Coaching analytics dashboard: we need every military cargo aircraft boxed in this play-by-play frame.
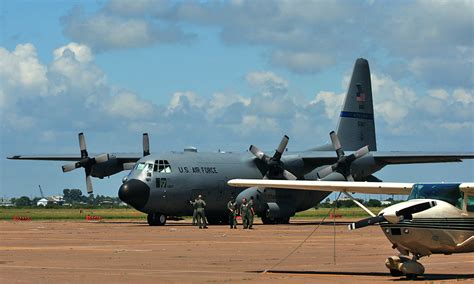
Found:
[228,179,474,278]
[8,58,474,226]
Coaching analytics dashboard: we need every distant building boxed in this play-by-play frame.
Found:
[37,196,64,206]
[0,198,13,207]
[381,200,393,206]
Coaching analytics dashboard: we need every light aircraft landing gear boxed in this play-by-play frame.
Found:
[385,255,425,279]
[147,212,166,226]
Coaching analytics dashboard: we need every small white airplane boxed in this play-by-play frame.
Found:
[228,179,474,278]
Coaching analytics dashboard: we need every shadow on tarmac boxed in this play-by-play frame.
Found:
[255,270,474,281]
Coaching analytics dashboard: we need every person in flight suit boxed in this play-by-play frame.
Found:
[195,194,208,229]
[227,197,238,229]
[240,198,250,229]
[189,198,198,226]
[248,196,255,229]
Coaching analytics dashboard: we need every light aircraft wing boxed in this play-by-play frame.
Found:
[228,179,414,195]
[7,153,142,163]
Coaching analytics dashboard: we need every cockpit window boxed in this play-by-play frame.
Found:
[135,163,146,171]
[154,160,172,173]
[408,183,463,209]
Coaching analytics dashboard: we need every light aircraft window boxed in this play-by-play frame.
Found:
[155,160,172,173]
[409,184,462,209]
[462,194,474,212]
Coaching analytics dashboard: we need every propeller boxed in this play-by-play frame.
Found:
[249,135,297,180]
[348,201,437,230]
[61,133,109,194]
[317,131,369,181]
[143,133,150,156]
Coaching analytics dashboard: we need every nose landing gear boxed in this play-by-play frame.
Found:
[385,255,425,279]
[147,213,167,226]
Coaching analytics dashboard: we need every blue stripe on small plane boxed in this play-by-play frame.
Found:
[340,111,374,120]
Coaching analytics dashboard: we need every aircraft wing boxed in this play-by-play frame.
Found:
[370,152,474,164]
[7,153,142,163]
[228,179,414,195]
[299,151,474,167]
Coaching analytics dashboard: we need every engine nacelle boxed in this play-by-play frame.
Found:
[90,157,124,178]
[236,187,266,214]
[350,154,384,180]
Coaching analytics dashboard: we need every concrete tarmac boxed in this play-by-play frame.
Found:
[1,219,473,283]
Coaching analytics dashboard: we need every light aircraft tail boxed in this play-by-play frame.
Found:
[335,58,377,151]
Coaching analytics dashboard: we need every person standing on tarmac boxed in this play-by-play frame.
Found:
[240,198,250,229]
[227,197,238,229]
[248,196,255,229]
[195,195,208,229]
[189,198,198,226]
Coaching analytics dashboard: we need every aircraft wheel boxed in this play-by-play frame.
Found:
[147,213,166,226]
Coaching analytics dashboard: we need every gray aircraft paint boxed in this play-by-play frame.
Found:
[336,58,376,151]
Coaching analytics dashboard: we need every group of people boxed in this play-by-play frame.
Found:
[189,195,255,229]
[227,197,255,229]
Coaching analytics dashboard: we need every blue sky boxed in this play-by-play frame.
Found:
[1,0,473,198]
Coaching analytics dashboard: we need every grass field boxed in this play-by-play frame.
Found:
[0,207,382,220]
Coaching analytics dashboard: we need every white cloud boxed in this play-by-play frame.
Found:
[245,71,288,95]
[453,88,473,105]
[107,90,154,119]
[0,43,48,102]
[0,43,155,132]
[309,91,344,119]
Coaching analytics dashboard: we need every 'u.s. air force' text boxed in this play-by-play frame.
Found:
[177,167,218,174]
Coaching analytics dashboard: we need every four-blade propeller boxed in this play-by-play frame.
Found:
[61,133,109,194]
[62,132,151,194]
[348,201,437,230]
[317,131,369,181]
[249,135,297,180]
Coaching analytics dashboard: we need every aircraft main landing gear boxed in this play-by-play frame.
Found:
[385,255,425,279]
[147,212,167,226]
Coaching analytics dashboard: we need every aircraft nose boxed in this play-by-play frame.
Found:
[118,179,150,210]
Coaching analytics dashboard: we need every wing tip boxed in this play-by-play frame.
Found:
[7,155,21,159]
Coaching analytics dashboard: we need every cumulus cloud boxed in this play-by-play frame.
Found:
[0,43,48,103]
[0,43,156,133]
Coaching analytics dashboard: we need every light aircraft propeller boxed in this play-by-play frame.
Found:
[348,200,437,230]
[249,135,297,180]
[317,131,369,181]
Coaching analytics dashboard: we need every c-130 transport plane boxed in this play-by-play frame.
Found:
[8,58,474,226]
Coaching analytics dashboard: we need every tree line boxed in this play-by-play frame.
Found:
[8,189,123,208]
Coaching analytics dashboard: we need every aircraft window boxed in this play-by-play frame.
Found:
[155,160,172,173]
[462,194,474,212]
[135,163,146,171]
[408,184,462,209]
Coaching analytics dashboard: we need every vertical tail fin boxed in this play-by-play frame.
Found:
[335,58,377,151]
